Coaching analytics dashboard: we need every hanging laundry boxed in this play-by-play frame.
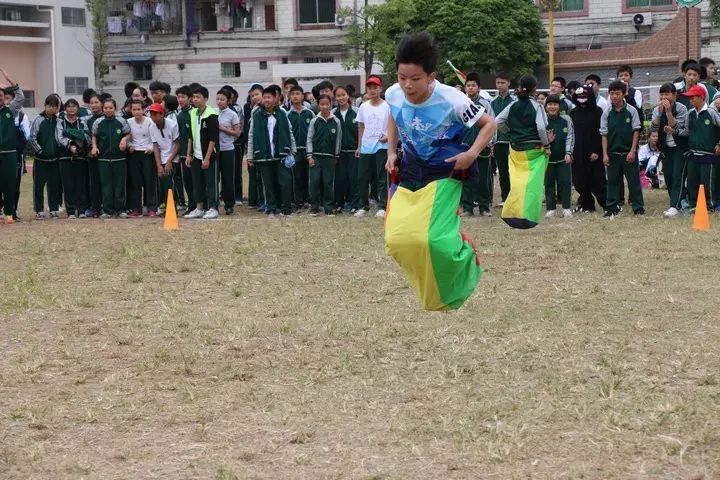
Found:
[107,16,122,33]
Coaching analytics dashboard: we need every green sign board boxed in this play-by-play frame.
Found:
[677,0,701,7]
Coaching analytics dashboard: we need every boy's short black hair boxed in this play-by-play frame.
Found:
[608,80,627,94]
[616,65,633,77]
[700,57,715,67]
[124,81,139,99]
[465,72,481,85]
[395,31,440,74]
[44,95,61,108]
[149,81,171,93]
[684,62,702,75]
[289,85,304,94]
[99,92,113,102]
[566,80,582,94]
[585,74,601,84]
[552,76,566,87]
[266,84,282,96]
[249,83,264,93]
[162,94,179,112]
[681,59,698,72]
[316,80,334,92]
[82,88,97,103]
[495,71,511,82]
[659,82,677,94]
[188,82,202,93]
[545,94,561,105]
[262,86,279,96]
[175,85,192,97]
[317,94,333,105]
[283,78,299,87]
[192,85,209,99]
[345,84,356,97]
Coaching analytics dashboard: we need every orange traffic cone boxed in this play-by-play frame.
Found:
[693,184,710,232]
[164,189,179,231]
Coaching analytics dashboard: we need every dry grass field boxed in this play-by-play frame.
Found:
[1,177,719,479]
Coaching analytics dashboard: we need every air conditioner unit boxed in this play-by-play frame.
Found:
[335,14,350,27]
[632,13,652,30]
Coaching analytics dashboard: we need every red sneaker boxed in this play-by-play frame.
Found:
[127,210,142,218]
[147,210,157,217]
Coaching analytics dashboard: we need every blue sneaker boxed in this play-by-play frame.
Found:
[258,203,267,213]
[84,209,94,218]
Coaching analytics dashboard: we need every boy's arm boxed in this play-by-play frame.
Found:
[601,136,609,165]
[286,112,297,154]
[306,117,316,159]
[446,113,496,171]
[675,104,688,136]
[245,115,254,161]
[650,106,661,131]
[168,139,180,166]
[535,103,550,146]
[629,130,640,163]
[494,102,513,134]
[153,143,163,174]
[28,116,43,154]
[385,114,398,173]
[335,118,342,157]
[563,115,575,157]
[357,123,365,157]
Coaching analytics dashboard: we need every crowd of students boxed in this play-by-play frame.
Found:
[1,55,720,225]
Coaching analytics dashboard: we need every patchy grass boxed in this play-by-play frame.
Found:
[1,180,719,479]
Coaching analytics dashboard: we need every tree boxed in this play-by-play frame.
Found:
[408,0,546,80]
[340,0,416,78]
[86,0,110,89]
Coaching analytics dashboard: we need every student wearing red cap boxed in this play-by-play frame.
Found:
[683,84,720,211]
[355,75,390,218]
[148,103,180,215]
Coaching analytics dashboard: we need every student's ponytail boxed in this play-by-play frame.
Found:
[515,75,538,99]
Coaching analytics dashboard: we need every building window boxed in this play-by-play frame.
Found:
[22,90,35,108]
[65,77,88,95]
[298,0,336,24]
[626,0,672,6]
[61,7,86,27]
[282,57,288,64]
[259,61,268,70]
[221,62,242,78]
[133,64,153,81]
[305,56,335,63]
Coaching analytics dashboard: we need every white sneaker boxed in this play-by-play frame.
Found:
[354,209,367,217]
[184,208,205,219]
[375,209,386,218]
[545,210,556,218]
[663,207,679,218]
[202,208,219,219]
[562,209,573,218]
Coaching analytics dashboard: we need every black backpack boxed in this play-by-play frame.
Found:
[626,87,645,125]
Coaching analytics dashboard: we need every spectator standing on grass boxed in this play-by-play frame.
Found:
[569,84,606,213]
[29,95,61,219]
[333,85,358,213]
[549,76,574,113]
[600,80,644,217]
[287,85,314,210]
[56,99,91,219]
[355,75,390,218]
[175,85,195,214]
[585,74,609,112]
[148,103,179,216]
[83,93,105,217]
[491,72,515,207]
[216,89,241,216]
[307,94,342,216]
[244,84,265,210]
[650,83,688,218]
[543,94,574,219]
[91,98,131,219]
[127,99,158,217]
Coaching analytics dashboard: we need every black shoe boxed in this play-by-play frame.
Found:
[634,208,645,215]
[225,207,234,215]
[603,209,618,218]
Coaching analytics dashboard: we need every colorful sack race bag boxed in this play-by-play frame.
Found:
[501,147,549,229]
[384,141,483,311]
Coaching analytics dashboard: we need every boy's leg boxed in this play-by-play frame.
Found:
[334,152,349,209]
[159,172,173,207]
[662,147,676,206]
[461,159,479,214]
[88,160,102,214]
[347,151,359,211]
[477,156,492,213]
[126,151,143,211]
[624,157,644,211]
[375,149,388,210]
[495,143,511,202]
[247,162,259,207]
[294,148,308,206]
[558,162,572,210]
[181,159,196,210]
[234,144,244,203]
[276,160,293,214]
[219,150,235,210]
[172,161,185,206]
[357,154,371,210]
[257,161,278,213]
[713,162,720,208]
[701,163,715,210]
[98,161,114,214]
[204,157,219,211]
[190,158,207,208]
[113,160,127,214]
[142,153,158,212]
[605,154,621,212]
[308,160,322,211]
[33,160,47,213]
[321,156,336,214]
[590,158,608,210]
[671,152,688,209]
[544,162,557,211]
[686,160,699,208]
[369,153,378,201]
[59,158,77,216]
[74,160,90,214]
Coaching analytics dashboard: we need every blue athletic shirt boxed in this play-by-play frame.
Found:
[385,80,485,163]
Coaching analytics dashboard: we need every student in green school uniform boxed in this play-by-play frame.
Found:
[0,67,24,224]
[333,85,358,213]
[216,89,241,215]
[651,83,688,218]
[29,95,61,219]
[245,84,266,210]
[79,88,96,118]
[148,103,180,214]
[162,94,186,209]
[184,85,220,220]
[127,99,158,217]
[461,72,494,217]
[355,75,390,218]
[286,85,315,209]
[543,94,575,218]
[307,94,342,216]
[149,81,171,105]
[491,72,516,207]
[682,85,720,212]
[549,76,574,114]
[246,85,294,218]
[56,99,91,218]
[175,85,195,213]
[600,80,644,217]
[83,93,104,217]
[91,98,131,218]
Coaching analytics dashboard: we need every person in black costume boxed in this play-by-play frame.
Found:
[569,85,606,213]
